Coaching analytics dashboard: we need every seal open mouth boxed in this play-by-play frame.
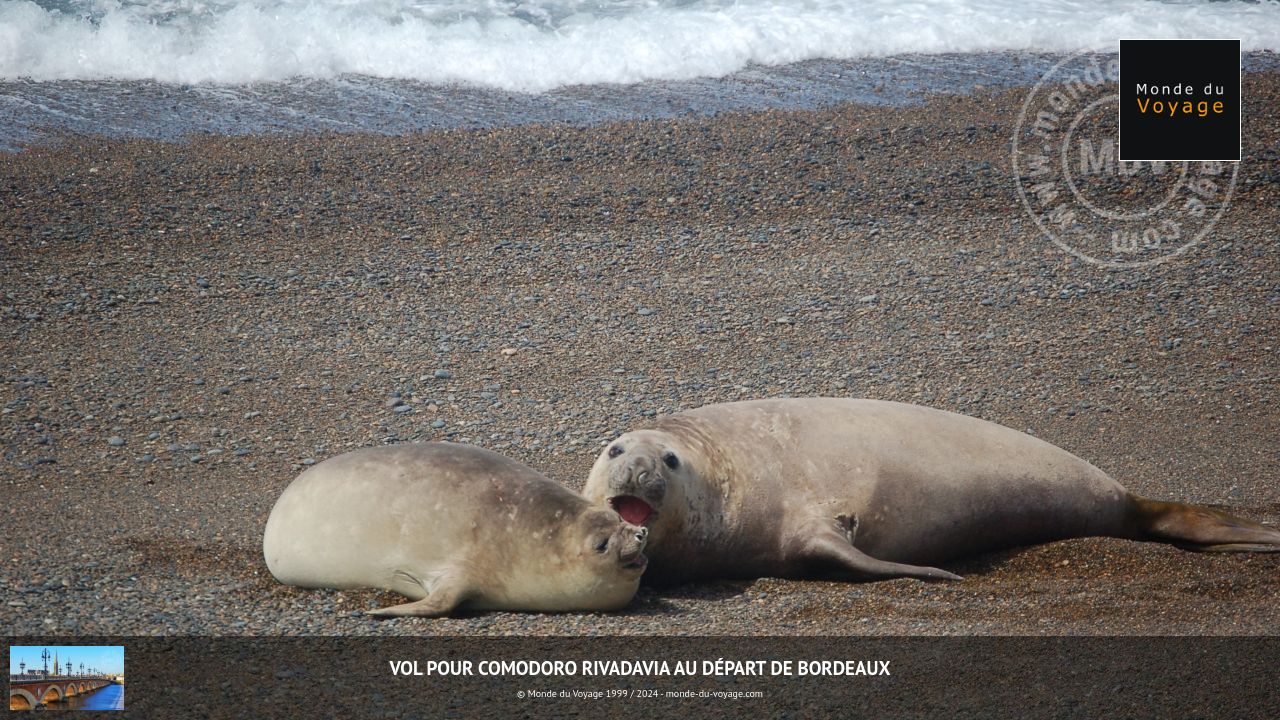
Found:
[610,495,655,526]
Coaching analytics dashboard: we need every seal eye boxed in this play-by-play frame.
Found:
[662,452,680,470]
[607,445,623,459]
[595,538,610,554]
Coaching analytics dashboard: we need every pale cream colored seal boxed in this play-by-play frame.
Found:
[264,442,648,617]
[585,398,1280,585]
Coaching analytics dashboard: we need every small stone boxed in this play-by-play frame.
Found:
[500,348,518,356]
[858,294,878,303]
[244,411,261,419]
[233,448,252,457]
[301,458,316,466]
[215,386,231,395]
[107,436,125,447]
[637,307,655,316]
[433,369,452,380]
[196,277,210,288]
[431,419,446,429]
[393,405,413,414]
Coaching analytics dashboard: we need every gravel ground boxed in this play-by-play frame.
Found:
[2,74,1278,637]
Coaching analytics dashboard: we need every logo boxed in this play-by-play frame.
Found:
[1012,53,1238,268]
[1119,39,1241,162]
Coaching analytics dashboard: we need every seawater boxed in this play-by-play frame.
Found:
[1,1,1277,149]
[2,0,1278,88]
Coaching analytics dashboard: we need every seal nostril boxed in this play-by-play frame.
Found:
[637,471,649,482]
[636,528,649,542]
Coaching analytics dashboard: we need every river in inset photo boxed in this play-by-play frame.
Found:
[41,684,125,711]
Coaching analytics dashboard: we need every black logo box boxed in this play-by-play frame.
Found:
[1119,39,1241,162]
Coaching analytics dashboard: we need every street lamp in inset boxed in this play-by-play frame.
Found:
[66,660,72,676]
[80,662,85,675]
[19,661,25,675]
[41,649,50,676]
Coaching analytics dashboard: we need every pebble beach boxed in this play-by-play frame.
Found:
[3,69,1279,637]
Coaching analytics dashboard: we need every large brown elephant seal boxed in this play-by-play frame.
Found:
[264,442,649,617]
[583,398,1280,586]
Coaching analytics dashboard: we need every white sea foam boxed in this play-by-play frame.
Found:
[1,0,1277,89]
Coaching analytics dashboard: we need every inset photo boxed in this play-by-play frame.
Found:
[8,646,124,711]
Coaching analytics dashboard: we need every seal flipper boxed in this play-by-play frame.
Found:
[800,527,962,582]
[367,574,469,619]
[1128,495,1280,552]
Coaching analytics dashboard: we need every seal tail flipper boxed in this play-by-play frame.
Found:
[367,575,468,619]
[805,531,962,582]
[367,594,459,619]
[1127,495,1280,552]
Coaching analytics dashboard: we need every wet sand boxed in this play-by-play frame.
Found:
[2,72,1278,636]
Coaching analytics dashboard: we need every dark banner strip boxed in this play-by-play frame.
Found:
[7,637,1277,718]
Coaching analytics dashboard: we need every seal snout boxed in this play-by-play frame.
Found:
[611,455,667,506]
[619,454,656,484]
[618,524,649,572]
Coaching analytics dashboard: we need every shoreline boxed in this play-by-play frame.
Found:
[4,51,1279,153]
[2,70,1278,636]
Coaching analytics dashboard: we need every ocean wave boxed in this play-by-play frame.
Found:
[1,0,1278,89]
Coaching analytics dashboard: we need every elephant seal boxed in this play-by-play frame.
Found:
[584,398,1280,586]
[264,442,649,617]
